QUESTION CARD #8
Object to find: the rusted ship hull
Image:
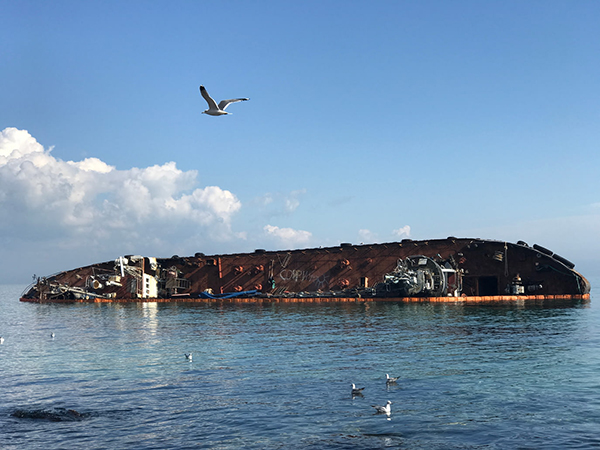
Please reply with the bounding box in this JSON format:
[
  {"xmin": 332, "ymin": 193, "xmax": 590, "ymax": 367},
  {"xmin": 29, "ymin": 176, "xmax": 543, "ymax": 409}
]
[{"xmin": 20, "ymin": 238, "xmax": 591, "ymax": 304}]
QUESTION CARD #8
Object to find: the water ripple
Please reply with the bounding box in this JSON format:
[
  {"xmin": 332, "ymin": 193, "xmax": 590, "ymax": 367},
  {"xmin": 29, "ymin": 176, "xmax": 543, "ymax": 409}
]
[{"xmin": 1, "ymin": 282, "xmax": 599, "ymax": 449}]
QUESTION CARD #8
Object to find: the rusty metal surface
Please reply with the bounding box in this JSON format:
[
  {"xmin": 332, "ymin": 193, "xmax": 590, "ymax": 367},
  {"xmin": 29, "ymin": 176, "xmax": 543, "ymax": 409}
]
[{"xmin": 21, "ymin": 238, "xmax": 591, "ymax": 302}]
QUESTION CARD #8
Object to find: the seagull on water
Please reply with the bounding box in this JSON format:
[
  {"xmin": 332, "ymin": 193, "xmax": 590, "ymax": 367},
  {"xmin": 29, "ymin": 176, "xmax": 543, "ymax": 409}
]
[
  {"xmin": 386, "ymin": 373, "xmax": 399, "ymax": 384},
  {"xmin": 0, "ymin": 336, "xmax": 4, "ymax": 344},
  {"xmin": 199, "ymin": 85, "xmax": 249, "ymax": 116},
  {"xmin": 351, "ymin": 383, "xmax": 365, "ymax": 395},
  {"xmin": 50, "ymin": 332, "xmax": 55, "ymax": 339},
  {"xmin": 185, "ymin": 353, "xmax": 193, "ymax": 361},
  {"xmin": 372, "ymin": 400, "xmax": 392, "ymax": 415}
]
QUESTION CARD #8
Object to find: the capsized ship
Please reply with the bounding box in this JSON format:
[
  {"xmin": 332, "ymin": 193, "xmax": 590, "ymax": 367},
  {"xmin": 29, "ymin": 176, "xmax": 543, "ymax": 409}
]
[{"xmin": 20, "ymin": 237, "xmax": 590, "ymax": 304}]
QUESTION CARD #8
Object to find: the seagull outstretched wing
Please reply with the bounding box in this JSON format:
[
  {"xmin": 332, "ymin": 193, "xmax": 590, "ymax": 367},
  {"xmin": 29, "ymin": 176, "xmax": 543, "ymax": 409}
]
[
  {"xmin": 200, "ymin": 85, "xmax": 249, "ymax": 115},
  {"xmin": 200, "ymin": 86, "xmax": 219, "ymax": 111},
  {"xmin": 218, "ymin": 98, "xmax": 249, "ymax": 110}
]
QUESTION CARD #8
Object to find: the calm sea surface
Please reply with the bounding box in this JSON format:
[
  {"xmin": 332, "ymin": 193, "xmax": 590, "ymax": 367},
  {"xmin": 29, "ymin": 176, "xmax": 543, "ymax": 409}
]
[{"xmin": 1, "ymin": 279, "xmax": 599, "ymax": 449}]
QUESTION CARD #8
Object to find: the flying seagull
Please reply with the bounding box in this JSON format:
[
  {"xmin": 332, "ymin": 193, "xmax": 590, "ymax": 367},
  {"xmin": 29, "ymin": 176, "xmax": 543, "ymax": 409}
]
[
  {"xmin": 351, "ymin": 383, "xmax": 365, "ymax": 395},
  {"xmin": 199, "ymin": 85, "xmax": 249, "ymax": 116},
  {"xmin": 386, "ymin": 374, "xmax": 399, "ymax": 384},
  {"xmin": 372, "ymin": 400, "xmax": 392, "ymax": 415},
  {"xmin": 185, "ymin": 353, "xmax": 193, "ymax": 361}
]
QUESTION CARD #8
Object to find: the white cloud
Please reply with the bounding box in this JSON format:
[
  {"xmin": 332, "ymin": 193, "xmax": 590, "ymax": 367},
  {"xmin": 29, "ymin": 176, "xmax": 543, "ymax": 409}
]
[
  {"xmin": 392, "ymin": 225, "xmax": 411, "ymax": 238},
  {"xmin": 257, "ymin": 193, "xmax": 274, "ymax": 206},
  {"xmin": 253, "ymin": 189, "xmax": 307, "ymax": 217},
  {"xmin": 0, "ymin": 127, "xmax": 45, "ymax": 159},
  {"xmin": 68, "ymin": 157, "xmax": 113, "ymax": 173},
  {"xmin": 0, "ymin": 127, "xmax": 242, "ymax": 252},
  {"xmin": 264, "ymin": 224, "xmax": 312, "ymax": 246},
  {"xmin": 285, "ymin": 189, "xmax": 306, "ymax": 213},
  {"xmin": 358, "ymin": 228, "xmax": 378, "ymax": 243}
]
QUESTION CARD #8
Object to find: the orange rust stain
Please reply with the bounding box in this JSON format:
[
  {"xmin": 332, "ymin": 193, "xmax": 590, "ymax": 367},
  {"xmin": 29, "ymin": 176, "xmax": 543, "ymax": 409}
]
[{"xmin": 20, "ymin": 293, "xmax": 590, "ymax": 304}]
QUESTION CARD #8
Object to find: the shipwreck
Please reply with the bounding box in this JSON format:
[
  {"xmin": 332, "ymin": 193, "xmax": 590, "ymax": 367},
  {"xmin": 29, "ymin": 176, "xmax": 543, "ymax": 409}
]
[{"xmin": 20, "ymin": 237, "xmax": 590, "ymax": 304}]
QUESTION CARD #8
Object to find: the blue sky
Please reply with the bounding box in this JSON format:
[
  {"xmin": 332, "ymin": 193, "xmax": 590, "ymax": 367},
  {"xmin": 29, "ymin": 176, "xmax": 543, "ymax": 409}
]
[{"xmin": 1, "ymin": 0, "xmax": 599, "ymax": 283}]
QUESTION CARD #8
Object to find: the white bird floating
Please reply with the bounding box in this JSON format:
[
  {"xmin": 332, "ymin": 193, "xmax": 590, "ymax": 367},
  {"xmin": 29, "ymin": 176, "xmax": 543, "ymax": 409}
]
[
  {"xmin": 351, "ymin": 383, "xmax": 365, "ymax": 395},
  {"xmin": 185, "ymin": 353, "xmax": 193, "ymax": 361},
  {"xmin": 386, "ymin": 373, "xmax": 399, "ymax": 384},
  {"xmin": 50, "ymin": 332, "xmax": 55, "ymax": 339},
  {"xmin": 372, "ymin": 400, "xmax": 392, "ymax": 415},
  {"xmin": 199, "ymin": 85, "xmax": 249, "ymax": 116},
  {"xmin": 0, "ymin": 336, "xmax": 4, "ymax": 344}
]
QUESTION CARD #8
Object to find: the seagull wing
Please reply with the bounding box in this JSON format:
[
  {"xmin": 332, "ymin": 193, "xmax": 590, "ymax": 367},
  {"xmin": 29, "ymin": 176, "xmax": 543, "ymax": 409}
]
[
  {"xmin": 218, "ymin": 98, "xmax": 249, "ymax": 110},
  {"xmin": 200, "ymin": 86, "xmax": 219, "ymax": 111}
]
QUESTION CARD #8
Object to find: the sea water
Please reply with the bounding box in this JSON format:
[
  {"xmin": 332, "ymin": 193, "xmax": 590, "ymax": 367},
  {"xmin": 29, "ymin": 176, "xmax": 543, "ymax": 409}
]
[{"xmin": 1, "ymin": 280, "xmax": 599, "ymax": 449}]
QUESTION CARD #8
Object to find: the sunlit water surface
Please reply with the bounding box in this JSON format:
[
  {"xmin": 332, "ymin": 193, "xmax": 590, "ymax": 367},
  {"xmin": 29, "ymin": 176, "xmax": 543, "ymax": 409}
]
[{"xmin": 1, "ymin": 280, "xmax": 599, "ymax": 449}]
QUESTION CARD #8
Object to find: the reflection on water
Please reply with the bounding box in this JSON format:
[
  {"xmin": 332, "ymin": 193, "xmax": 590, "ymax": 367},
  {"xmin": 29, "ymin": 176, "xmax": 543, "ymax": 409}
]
[
  {"xmin": 141, "ymin": 302, "xmax": 159, "ymax": 336},
  {"xmin": 0, "ymin": 283, "xmax": 599, "ymax": 449}
]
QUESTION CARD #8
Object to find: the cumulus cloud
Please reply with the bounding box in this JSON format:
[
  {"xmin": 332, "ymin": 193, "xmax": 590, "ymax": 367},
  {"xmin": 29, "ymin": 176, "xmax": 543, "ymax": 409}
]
[
  {"xmin": 264, "ymin": 224, "xmax": 312, "ymax": 246},
  {"xmin": 0, "ymin": 127, "xmax": 46, "ymax": 159},
  {"xmin": 0, "ymin": 127, "xmax": 242, "ymax": 248},
  {"xmin": 392, "ymin": 225, "xmax": 411, "ymax": 238}
]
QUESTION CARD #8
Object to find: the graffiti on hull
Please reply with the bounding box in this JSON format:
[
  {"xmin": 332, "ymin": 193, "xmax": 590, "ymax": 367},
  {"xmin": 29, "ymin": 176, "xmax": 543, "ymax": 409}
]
[{"xmin": 279, "ymin": 269, "xmax": 330, "ymax": 290}]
